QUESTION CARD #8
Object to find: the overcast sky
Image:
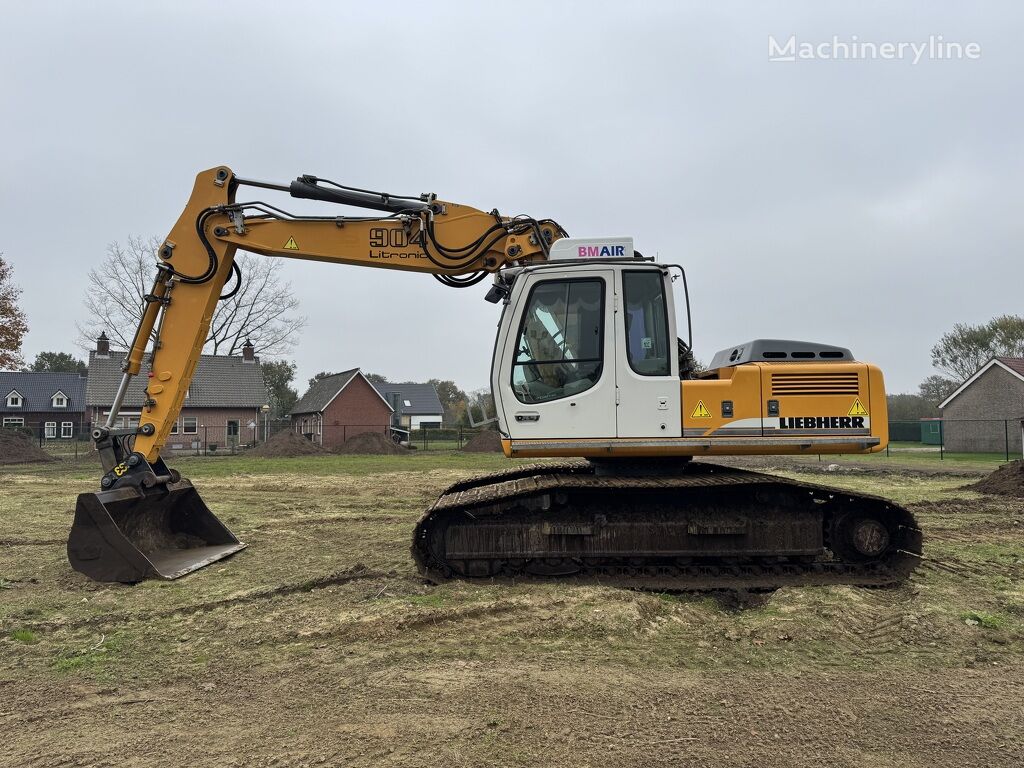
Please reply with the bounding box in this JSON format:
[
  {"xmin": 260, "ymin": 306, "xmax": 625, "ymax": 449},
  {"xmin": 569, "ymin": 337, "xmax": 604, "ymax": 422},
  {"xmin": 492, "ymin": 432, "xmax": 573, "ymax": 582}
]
[{"xmin": 1, "ymin": 2, "xmax": 1019, "ymax": 395}]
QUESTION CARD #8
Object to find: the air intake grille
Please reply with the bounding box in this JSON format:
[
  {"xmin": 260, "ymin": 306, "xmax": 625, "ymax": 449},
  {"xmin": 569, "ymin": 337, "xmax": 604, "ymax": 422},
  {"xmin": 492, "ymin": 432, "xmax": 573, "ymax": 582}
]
[{"xmin": 771, "ymin": 372, "xmax": 860, "ymax": 396}]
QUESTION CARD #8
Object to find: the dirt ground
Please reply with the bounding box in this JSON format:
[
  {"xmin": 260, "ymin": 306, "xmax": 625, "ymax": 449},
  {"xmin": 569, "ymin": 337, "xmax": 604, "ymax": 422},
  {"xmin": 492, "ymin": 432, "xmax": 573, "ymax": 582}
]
[
  {"xmin": 461, "ymin": 429, "xmax": 502, "ymax": 453},
  {"xmin": 965, "ymin": 459, "xmax": 1024, "ymax": 497},
  {"xmin": 1, "ymin": 453, "xmax": 1022, "ymax": 767},
  {"xmin": 248, "ymin": 430, "xmax": 327, "ymax": 458},
  {"xmin": 0, "ymin": 431, "xmax": 54, "ymax": 465},
  {"xmin": 334, "ymin": 432, "xmax": 410, "ymax": 456}
]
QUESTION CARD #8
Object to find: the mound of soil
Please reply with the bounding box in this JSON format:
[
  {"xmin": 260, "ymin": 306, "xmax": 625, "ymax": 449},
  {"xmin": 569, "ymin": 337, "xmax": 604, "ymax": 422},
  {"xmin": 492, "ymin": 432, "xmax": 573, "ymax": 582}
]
[
  {"xmin": 964, "ymin": 460, "xmax": 1024, "ymax": 497},
  {"xmin": 249, "ymin": 430, "xmax": 327, "ymax": 458},
  {"xmin": 462, "ymin": 430, "xmax": 502, "ymax": 453},
  {"xmin": 0, "ymin": 431, "xmax": 56, "ymax": 464},
  {"xmin": 334, "ymin": 431, "xmax": 410, "ymax": 456}
]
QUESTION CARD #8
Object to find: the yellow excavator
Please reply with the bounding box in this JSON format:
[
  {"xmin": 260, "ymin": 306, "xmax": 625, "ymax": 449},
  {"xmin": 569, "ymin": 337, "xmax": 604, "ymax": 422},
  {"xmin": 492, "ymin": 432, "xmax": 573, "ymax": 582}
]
[{"xmin": 67, "ymin": 166, "xmax": 921, "ymax": 589}]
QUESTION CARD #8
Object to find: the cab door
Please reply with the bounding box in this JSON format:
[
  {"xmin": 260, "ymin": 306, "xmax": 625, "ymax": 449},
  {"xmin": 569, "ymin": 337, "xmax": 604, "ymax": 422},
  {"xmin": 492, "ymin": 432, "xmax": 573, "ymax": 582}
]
[
  {"xmin": 496, "ymin": 269, "xmax": 617, "ymax": 439},
  {"xmin": 614, "ymin": 268, "xmax": 682, "ymax": 438}
]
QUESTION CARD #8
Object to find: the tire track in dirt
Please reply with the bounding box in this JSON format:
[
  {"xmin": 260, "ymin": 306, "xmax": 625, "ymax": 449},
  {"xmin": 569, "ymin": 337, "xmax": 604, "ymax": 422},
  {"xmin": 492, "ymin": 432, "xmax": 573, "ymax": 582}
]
[
  {"xmin": 924, "ymin": 523, "xmax": 1024, "ymax": 542},
  {"xmin": 0, "ymin": 538, "xmax": 65, "ymax": 546},
  {"xmin": 0, "ymin": 690, "xmax": 160, "ymax": 728},
  {"xmin": 16, "ymin": 565, "xmax": 389, "ymax": 632},
  {"xmin": 825, "ymin": 588, "xmax": 931, "ymax": 655},
  {"xmin": 395, "ymin": 601, "xmax": 522, "ymax": 632},
  {"xmin": 286, "ymin": 600, "xmax": 533, "ymax": 646},
  {"xmin": 920, "ymin": 555, "xmax": 1024, "ymax": 581},
  {"xmin": 245, "ymin": 513, "xmax": 411, "ymax": 531}
]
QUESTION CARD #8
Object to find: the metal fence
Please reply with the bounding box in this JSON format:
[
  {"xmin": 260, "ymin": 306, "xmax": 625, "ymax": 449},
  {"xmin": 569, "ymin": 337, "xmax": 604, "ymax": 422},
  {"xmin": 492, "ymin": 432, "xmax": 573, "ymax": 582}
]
[
  {"xmin": 887, "ymin": 418, "xmax": 1024, "ymax": 460},
  {"xmin": 6, "ymin": 420, "xmax": 258, "ymax": 458},
  {"xmin": 408, "ymin": 426, "xmax": 493, "ymax": 451},
  {"xmin": 281, "ymin": 422, "xmax": 493, "ymax": 452},
  {"xmin": 13, "ymin": 417, "xmax": 1019, "ymax": 461},
  {"xmin": 3, "ymin": 420, "xmax": 91, "ymax": 458},
  {"xmin": 4, "ymin": 420, "xmax": 494, "ymax": 458}
]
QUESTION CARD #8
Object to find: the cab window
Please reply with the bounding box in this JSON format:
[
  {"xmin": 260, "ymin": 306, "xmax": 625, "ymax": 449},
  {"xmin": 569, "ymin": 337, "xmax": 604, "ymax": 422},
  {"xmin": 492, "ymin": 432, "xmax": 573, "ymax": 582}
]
[
  {"xmin": 512, "ymin": 278, "xmax": 604, "ymax": 404},
  {"xmin": 623, "ymin": 271, "xmax": 670, "ymax": 376}
]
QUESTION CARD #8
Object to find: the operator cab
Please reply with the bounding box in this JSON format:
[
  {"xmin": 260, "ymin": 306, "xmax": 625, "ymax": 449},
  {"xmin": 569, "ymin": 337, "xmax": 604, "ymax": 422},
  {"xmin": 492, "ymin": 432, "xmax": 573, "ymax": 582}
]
[{"xmin": 491, "ymin": 239, "xmax": 685, "ymax": 442}]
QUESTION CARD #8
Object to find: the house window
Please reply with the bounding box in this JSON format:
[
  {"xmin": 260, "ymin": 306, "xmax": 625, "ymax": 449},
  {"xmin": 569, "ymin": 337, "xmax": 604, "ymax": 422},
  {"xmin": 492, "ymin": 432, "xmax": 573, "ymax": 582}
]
[
  {"xmin": 2, "ymin": 417, "xmax": 24, "ymax": 428},
  {"xmin": 61, "ymin": 422, "xmax": 73, "ymax": 438},
  {"xmin": 227, "ymin": 420, "xmax": 240, "ymax": 440},
  {"xmin": 169, "ymin": 420, "xmax": 179, "ymax": 434},
  {"xmin": 52, "ymin": 392, "xmax": 68, "ymax": 408},
  {"xmin": 6, "ymin": 391, "xmax": 22, "ymax": 408},
  {"xmin": 182, "ymin": 416, "xmax": 198, "ymax": 434},
  {"xmin": 404, "ymin": 399, "xmax": 412, "ymax": 408},
  {"xmin": 45, "ymin": 422, "xmax": 57, "ymax": 439}
]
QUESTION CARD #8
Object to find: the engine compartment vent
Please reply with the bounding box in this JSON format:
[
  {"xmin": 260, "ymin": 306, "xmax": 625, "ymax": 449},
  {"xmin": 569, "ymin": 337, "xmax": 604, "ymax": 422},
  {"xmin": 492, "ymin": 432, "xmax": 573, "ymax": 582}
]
[
  {"xmin": 709, "ymin": 339, "xmax": 854, "ymax": 370},
  {"xmin": 771, "ymin": 372, "xmax": 860, "ymax": 396}
]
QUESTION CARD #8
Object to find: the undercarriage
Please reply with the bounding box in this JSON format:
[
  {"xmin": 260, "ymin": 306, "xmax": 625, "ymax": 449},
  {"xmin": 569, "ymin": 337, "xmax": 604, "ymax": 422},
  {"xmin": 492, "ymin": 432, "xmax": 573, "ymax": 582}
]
[{"xmin": 412, "ymin": 462, "xmax": 922, "ymax": 591}]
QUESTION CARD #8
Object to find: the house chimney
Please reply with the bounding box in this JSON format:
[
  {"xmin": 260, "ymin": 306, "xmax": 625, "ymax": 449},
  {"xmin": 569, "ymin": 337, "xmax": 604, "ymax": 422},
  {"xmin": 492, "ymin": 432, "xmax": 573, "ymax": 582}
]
[
  {"xmin": 242, "ymin": 338, "xmax": 255, "ymax": 363},
  {"xmin": 96, "ymin": 332, "xmax": 110, "ymax": 357}
]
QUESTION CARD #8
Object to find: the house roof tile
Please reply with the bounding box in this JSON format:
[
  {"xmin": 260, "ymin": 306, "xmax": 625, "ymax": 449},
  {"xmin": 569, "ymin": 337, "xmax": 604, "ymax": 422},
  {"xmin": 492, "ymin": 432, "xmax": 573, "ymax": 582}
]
[
  {"xmin": 0, "ymin": 371, "xmax": 87, "ymax": 413},
  {"xmin": 290, "ymin": 369, "xmax": 360, "ymax": 415},
  {"xmin": 86, "ymin": 351, "xmax": 268, "ymax": 409},
  {"xmin": 995, "ymin": 357, "xmax": 1024, "ymax": 377},
  {"xmin": 372, "ymin": 382, "xmax": 444, "ymax": 415}
]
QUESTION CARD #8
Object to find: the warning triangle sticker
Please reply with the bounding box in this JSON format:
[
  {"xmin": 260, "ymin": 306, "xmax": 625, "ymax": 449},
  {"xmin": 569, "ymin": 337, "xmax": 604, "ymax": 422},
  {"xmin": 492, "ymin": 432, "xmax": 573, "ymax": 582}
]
[
  {"xmin": 284, "ymin": 236, "xmax": 299, "ymax": 250},
  {"xmin": 691, "ymin": 400, "xmax": 712, "ymax": 419},
  {"xmin": 848, "ymin": 398, "xmax": 868, "ymax": 417}
]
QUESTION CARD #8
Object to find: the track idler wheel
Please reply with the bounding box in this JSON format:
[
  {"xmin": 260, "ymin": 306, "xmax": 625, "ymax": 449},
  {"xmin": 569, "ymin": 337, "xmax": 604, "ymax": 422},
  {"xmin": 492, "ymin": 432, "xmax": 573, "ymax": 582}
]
[{"xmin": 829, "ymin": 512, "xmax": 893, "ymax": 562}]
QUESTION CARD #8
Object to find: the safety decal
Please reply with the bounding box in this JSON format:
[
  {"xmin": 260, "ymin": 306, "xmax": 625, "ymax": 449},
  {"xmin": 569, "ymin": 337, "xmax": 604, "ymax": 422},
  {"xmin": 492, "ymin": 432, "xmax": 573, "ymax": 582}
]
[
  {"xmin": 848, "ymin": 398, "xmax": 868, "ymax": 417},
  {"xmin": 691, "ymin": 400, "xmax": 712, "ymax": 419},
  {"xmin": 284, "ymin": 236, "xmax": 299, "ymax": 250}
]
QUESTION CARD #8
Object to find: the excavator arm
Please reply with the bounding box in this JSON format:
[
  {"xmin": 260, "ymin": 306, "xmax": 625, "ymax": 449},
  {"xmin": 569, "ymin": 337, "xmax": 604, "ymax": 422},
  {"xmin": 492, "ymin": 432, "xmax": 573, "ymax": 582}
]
[{"xmin": 69, "ymin": 166, "xmax": 563, "ymax": 582}]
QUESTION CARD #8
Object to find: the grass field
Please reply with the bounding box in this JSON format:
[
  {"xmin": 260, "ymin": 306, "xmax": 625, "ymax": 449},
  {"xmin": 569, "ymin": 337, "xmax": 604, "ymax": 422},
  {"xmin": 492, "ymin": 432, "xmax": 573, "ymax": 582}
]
[{"xmin": 1, "ymin": 452, "xmax": 1023, "ymax": 767}]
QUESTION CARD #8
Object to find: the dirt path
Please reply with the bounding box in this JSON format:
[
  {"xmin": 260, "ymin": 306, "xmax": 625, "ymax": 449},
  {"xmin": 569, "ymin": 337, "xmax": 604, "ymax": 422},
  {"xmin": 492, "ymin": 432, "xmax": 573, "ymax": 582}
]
[
  {"xmin": 715, "ymin": 453, "xmax": 992, "ymax": 478},
  {"xmin": 3, "ymin": 660, "xmax": 1021, "ymax": 767},
  {"xmin": 1, "ymin": 453, "xmax": 1022, "ymax": 767}
]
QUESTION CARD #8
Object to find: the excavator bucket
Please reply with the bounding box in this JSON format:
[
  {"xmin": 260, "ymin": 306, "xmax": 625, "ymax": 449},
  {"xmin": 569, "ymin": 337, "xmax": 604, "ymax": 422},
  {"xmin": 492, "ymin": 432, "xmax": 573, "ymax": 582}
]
[{"xmin": 67, "ymin": 478, "xmax": 246, "ymax": 583}]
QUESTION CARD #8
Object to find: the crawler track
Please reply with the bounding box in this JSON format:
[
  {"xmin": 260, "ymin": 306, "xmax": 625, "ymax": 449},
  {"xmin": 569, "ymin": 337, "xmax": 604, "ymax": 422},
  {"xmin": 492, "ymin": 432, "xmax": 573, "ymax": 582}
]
[{"xmin": 412, "ymin": 462, "xmax": 922, "ymax": 591}]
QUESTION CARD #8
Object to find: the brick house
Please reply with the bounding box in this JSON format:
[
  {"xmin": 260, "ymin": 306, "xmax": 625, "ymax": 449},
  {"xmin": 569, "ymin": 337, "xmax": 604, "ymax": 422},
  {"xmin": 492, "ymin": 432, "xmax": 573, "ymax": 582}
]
[
  {"xmin": 290, "ymin": 369, "xmax": 393, "ymax": 449},
  {"xmin": 86, "ymin": 334, "xmax": 269, "ymax": 451},
  {"xmin": 939, "ymin": 357, "xmax": 1024, "ymax": 453},
  {"xmin": 0, "ymin": 371, "xmax": 88, "ymax": 440},
  {"xmin": 372, "ymin": 382, "xmax": 444, "ymax": 429}
]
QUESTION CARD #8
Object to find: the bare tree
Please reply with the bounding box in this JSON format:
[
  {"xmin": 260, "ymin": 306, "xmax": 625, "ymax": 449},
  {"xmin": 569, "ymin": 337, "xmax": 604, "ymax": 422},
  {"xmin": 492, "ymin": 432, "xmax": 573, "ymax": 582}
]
[
  {"xmin": 204, "ymin": 254, "xmax": 306, "ymax": 356},
  {"xmin": 77, "ymin": 236, "xmax": 306, "ymax": 357}
]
